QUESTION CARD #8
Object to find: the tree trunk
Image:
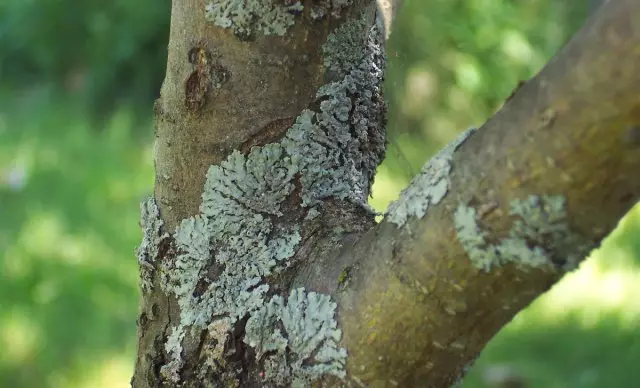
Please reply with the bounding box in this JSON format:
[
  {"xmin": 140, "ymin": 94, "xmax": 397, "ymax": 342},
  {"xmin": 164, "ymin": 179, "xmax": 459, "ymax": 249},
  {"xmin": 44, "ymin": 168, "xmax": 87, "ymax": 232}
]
[{"xmin": 132, "ymin": 0, "xmax": 640, "ymax": 387}]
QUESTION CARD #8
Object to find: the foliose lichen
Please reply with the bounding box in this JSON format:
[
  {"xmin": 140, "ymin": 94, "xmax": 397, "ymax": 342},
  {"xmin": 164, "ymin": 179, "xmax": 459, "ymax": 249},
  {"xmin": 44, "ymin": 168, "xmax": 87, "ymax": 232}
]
[
  {"xmin": 136, "ymin": 197, "xmax": 168, "ymax": 293},
  {"xmin": 283, "ymin": 20, "xmax": 386, "ymax": 207},
  {"xmin": 454, "ymin": 194, "xmax": 592, "ymax": 272},
  {"xmin": 322, "ymin": 11, "xmax": 371, "ymax": 78},
  {"xmin": 203, "ymin": 144, "xmax": 298, "ymax": 217},
  {"xmin": 309, "ymin": 0, "xmax": 353, "ymax": 20},
  {"xmin": 244, "ymin": 288, "xmax": 347, "ymax": 386},
  {"xmin": 159, "ymin": 147, "xmax": 302, "ymax": 381},
  {"xmin": 386, "ymin": 128, "xmax": 477, "ymax": 227},
  {"xmin": 305, "ymin": 207, "xmax": 321, "ymax": 220},
  {"xmin": 165, "ymin": 201, "xmax": 301, "ymax": 329},
  {"xmin": 205, "ymin": 0, "xmax": 303, "ymax": 38},
  {"xmin": 162, "ymin": 325, "xmax": 186, "ymax": 382}
]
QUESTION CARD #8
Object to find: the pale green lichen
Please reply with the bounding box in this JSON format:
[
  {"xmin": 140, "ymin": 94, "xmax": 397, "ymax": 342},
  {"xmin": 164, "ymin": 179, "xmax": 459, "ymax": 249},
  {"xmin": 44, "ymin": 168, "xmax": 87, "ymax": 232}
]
[
  {"xmin": 159, "ymin": 146, "xmax": 302, "ymax": 381},
  {"xmin": 305, "ymin": 207, "xmax": 321, "ymax": 220},
  {"xmin": 205, "ymin": 0, "xmax": 303, "ymax": 38},
  {"xmin": 203, "ymin": 144, "xmax": 297, "ymax": 217},
  {"xmin": 136, "ymin": 197, "xmax": 168, "ymax": 293},
  {"xmin": 454, "ymin": 195, "xmax": 592, "ymax": 272},
  {"xmin": 309, "ymin": 0, "xmax": 353, "ymax": 20},
  {"xmin": 322, "ymin": 12, "xmax": 371, "ymax": 78},
  {"xmin": 244, "ymin": 288, "xmax": 347, "ymax": 386},
  {"xmin": 386, "ymin": 128, "xmax": 477, "ymax": 227},
  {"xmin": 162, "ymin": 325, "xmax": 186, "ymax": 382},
  {"xmin": 283, "ymin": 22, "xmax": 386, "ymax": 208},
  {"xmin": 164, "ymin": 199, "xmax": 301, "ymax": 329}
]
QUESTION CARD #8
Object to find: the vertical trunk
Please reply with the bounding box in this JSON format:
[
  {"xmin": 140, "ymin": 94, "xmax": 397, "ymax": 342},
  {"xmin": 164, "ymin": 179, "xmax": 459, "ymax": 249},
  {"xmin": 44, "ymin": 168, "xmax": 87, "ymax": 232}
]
[{"xmin": 134, "ymin": 1, "xmax": 388, "ymax": 386}]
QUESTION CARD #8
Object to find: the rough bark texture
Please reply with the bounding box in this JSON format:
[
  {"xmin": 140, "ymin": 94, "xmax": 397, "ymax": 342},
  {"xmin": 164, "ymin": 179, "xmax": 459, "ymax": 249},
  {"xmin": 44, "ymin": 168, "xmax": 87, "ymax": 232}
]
[{"xmin": 133, "ymin": 0, "xmax": 640, "ymax": 387}]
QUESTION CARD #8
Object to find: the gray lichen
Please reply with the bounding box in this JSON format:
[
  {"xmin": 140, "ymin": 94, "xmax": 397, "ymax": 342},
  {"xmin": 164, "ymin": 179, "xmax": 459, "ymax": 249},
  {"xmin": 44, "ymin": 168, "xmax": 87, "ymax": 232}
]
[
  {"xmin": 159, "ymin": 146, "xmax": 302, "ymax": 381},
  {"xmin": 163, "ymin": 201, "xmax": 301, "ymax": 329},
  {"xmin": 162, "ymin": 325, "xmax": 186, "ymax": 383},
  {"xmin": 386, "ymin": 128, "xmax": 476, "ymax": 227},
  {"xmin": 205, "ymin": 0, "xmax": 303, "ymax": 38},
  {"xmin": 454, "ymin": 195, "xmax": 592, "ymax": 272},
  {"xmin": 283, "ymin": 22, "xmax": 386, "ymax": 208},
  {"xmin": 244, "ymin": 288, "xmax": 347, "ymax": 386},
  {"xmin": 305, "ymin": 207, "xmax": 321, "ymax": 220},
  {"xmin": 203, "ymin": 145, "xmax": 297, "ymax": 217},
  {"xmin": 309, "ymin": 0, "xmax": 353, "ymax": 20},
  {"xmin": 322, "ymin": 12, "xmax": 371, "ymax": 78},
  {"xmin": 136, "ymin": 197, "xmax": 168, "ymax": 293}
]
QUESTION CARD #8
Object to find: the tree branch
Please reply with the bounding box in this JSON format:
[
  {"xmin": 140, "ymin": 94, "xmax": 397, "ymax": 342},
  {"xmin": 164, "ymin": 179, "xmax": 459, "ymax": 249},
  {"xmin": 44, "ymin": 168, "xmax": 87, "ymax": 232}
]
[{"xmin": 318, "ymin": 0, "xmax": 640, "ymax": 385}]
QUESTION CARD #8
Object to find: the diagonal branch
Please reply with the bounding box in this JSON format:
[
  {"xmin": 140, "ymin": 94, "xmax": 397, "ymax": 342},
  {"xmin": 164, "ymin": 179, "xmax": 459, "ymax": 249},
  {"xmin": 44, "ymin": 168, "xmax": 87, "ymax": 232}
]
[{"xmin": 313, "ymin": 0, "xmax": 640, "ymax": 385}]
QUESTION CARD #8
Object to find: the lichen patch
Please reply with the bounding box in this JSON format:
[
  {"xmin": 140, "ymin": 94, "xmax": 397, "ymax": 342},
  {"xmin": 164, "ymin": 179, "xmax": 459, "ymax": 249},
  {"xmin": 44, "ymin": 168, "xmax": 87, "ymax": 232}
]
[
  {"xmin": 136, "ymin": 197, "xmax": 168, "ymax": 293},
  {"xmin": 309, "ymin": 0, "xmax": 354, "ymax": 20},
  {"xmin": 386, "ymin": 128, "xmax": 476, "ymax": 227},
  {"xmin": 322, "ymin": 12, "xmax": 371, "ymax": 78},
  {"xmin": 205, "ymin": 0, "xmax": 303, "ymax": 38},
  {"xmin": 454, "ymin": 195, "xmax": 593, "ymax": 272},
  {"xmin": 244, "ymin": 288, "xmax": 347, "ymax": 386}
]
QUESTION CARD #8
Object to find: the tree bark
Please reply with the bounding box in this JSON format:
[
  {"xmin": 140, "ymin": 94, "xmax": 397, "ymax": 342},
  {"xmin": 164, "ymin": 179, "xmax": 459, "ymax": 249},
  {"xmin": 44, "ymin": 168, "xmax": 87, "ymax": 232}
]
[{"xmin": 133, "ymin": 0, "xmax": 640, "ymax": 387}]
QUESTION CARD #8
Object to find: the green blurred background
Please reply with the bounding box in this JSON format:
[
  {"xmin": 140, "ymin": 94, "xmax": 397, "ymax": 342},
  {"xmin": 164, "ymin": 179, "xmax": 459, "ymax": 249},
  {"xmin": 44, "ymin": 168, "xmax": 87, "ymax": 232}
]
[{"xmin": 1, "ymin": 0, "xmax": 639, "ymax": 387}]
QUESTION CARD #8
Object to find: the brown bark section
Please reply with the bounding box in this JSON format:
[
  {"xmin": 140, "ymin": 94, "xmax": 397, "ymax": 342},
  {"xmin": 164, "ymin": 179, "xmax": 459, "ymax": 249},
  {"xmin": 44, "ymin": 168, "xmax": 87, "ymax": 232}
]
[{"xmin": 303, "ymin": 1, "xmax": 640, "ymax": 386}]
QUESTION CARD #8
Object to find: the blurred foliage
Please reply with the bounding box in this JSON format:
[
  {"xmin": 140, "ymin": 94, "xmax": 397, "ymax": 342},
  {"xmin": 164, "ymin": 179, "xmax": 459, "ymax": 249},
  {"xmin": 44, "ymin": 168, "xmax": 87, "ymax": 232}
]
[
  {"xmin": 380, "ymin": 0, "xmax": 590, "ymax": 183},
  {"xmin": 0, "ymin": 94, "xmax": 154, "ymax": 387},
  {"xmin": 0, "ymin": 0, "xmax": 170, "ymax": 117},
  {"xmin": 2, "ymin": 0, "xmax": 640, "ymax": 387}
]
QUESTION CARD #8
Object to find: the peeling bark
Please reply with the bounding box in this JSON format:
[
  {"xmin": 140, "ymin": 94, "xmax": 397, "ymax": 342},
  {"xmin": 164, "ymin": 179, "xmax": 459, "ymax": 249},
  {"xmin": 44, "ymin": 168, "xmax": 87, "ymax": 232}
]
[{"xmin": 134, "ymin": 0, "xmax": 640, "ymax": 387}]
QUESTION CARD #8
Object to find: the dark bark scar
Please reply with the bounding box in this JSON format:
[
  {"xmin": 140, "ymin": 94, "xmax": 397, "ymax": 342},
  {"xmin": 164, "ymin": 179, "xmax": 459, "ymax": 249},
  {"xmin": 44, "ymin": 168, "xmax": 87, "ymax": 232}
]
[{"xmin": 185, "ymin": 46, "xmax": 230, "ymax": 113}]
